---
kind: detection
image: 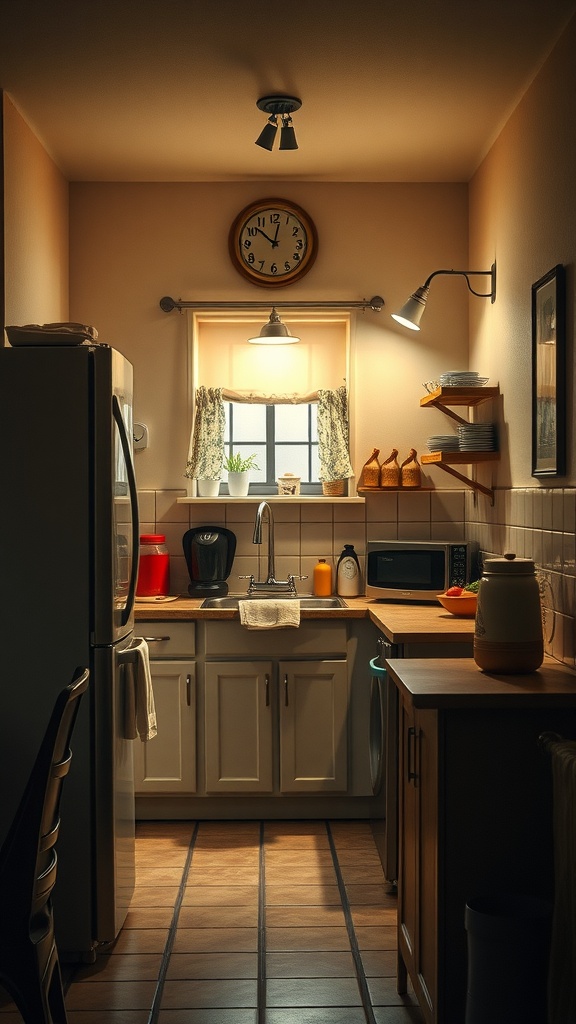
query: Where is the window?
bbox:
[223,402,321,494]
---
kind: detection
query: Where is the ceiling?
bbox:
[0,0,574,183]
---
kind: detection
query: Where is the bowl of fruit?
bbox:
[437,581,479,617]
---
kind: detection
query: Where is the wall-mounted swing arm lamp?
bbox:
[159,295,384,345]
[391,263,497,331]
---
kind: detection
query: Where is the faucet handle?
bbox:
[288,574,308,582]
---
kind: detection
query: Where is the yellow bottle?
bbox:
[313,558,332,596]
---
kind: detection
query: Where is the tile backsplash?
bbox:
[137,485,576,670]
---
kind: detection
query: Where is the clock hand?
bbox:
[256,227,279,246]
[271,223,280,248]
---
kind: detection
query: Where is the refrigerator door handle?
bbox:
[113,395,140,628]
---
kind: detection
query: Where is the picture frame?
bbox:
[531,263,566,477]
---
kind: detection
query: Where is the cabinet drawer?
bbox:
[204,620,347,657]
[136,621,196,657]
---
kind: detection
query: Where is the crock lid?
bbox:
[140,533,166,544]
[483,552,535,574]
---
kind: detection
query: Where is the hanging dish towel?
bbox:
[239,600,300,630]
[124,638,157,740]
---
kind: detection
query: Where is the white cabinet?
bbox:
[204,660,273,793]
[204,658,348,795]
[279,660,348,793]
[203,621,349,796]
[133,623,196,794]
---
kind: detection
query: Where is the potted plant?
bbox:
[224,452,259,497]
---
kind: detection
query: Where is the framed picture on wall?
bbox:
[531,263,566,477]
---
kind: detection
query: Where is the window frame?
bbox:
[222,401,321,495]
[187,309,354,498]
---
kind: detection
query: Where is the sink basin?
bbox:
[200,595,347,610]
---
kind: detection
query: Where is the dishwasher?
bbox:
[370,633,473,886]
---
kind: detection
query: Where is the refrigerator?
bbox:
[0,342,139,961]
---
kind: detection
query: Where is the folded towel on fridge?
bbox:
[239,599,300,630]
[124,638,157,741]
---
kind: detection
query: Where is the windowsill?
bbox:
[176,495,365,504]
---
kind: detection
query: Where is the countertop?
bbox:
[386,656,576,707]
[134,595,476,644]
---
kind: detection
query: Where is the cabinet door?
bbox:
[397,693,438,1024]
[205,661,273,793]
[133,660,196,793]
[279,660,348,793]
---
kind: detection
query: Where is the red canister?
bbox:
[136,534,170,596]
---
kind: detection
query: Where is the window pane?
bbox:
[229,444,267,482]
[311,405,318,442]
[275,445,313,481]
[276,404,309,442]
[233,404,267,442]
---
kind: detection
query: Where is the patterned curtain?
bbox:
[184,386,225,480]
[317,386,354,482]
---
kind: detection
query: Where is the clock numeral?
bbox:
[270,263,278,275]
[247,253,255,264]
[293,253,301,263]
[295,239,303,251]
[246,227,258,237]
[270,213,280,224]
[284,261,291,272]
[292,226,300,237]
[243,239,252,250]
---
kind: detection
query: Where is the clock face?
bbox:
[229,199,317,286]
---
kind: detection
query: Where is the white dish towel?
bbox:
[124,638,157,741]
[239,599,300,630]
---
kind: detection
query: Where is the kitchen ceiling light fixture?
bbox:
[391,263,497,331]
[255,95,302,152]
[246,307,299,345]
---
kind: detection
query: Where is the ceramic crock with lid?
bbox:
[473,552,543,673]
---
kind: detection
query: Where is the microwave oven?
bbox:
[366,540,478,602]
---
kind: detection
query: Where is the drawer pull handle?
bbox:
[265,674,270,707]
[407,726,418,783]
[284,674,289,706]
[141,636,171,643]
[186,674,192,706]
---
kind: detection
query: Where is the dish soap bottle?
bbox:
[337,545,361,597]
[313,558,332,597]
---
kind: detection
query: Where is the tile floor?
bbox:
[1,819,424,1023]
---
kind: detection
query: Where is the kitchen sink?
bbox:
[200,595,347,610]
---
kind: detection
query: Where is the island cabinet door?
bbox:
[204,661,274,793]
[279,660,348,793]
[397,691,439,1024]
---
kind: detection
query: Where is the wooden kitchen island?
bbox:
[386,657,576,1024]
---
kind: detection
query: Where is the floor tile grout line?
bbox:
[146,820,200,1024]
[258,820,267,1024]
[325,820,378,1024]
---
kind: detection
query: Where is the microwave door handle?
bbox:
[113,395,140,627]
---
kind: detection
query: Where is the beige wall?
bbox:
[469,12,576,488]
[66,181,469,491]
[3,95,69,326]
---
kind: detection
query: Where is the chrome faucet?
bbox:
[241,500,307,595]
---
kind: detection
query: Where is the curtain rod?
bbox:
[159,295,384,313]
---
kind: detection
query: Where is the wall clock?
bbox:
[228,198,318,286]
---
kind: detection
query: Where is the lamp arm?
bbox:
[422,264,496,302]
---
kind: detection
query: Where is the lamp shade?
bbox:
[391,285,430,331]
[247,308,300,345]
[255,119,278,151]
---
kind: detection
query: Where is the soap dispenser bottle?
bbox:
[337,544,361,597]
[313,558,332,597]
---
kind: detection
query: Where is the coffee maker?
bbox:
[182,526,237,597]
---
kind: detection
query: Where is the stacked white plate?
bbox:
[427,435,460,452]
[440,371,489,386]
[458,423,497,451]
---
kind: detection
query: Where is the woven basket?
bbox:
[322,480,346,496]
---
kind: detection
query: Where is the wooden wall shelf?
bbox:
[420,385,500,502]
